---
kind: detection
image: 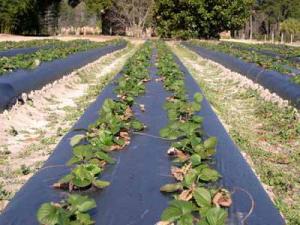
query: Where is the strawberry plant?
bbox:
[37,41,153,224]
[156,41,231,225]
[55,163,110,190]
[54,43,152,191]
[0,39,126,75]
[0,39,61,51]
[189,40,300,80]
[291,74,300,85]
[37,194,96,225]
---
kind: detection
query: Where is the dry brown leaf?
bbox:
[155,77,164,82]
[171,166,184,181]
[178,189,193,201]
[171,163,192,181]
[53,182,69,190]
[120,107,133,120]
[120,131,130,140]
[176,150,189,161]
[167,147,189,161]
[120,132,131,146]
[212,189,232,208]
[166,96,176,102]
[142,78,151,82]
[109,144,123,151]
[182,163,192,175]
[53,182,62,189]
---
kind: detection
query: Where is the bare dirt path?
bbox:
[170,42,300,225]
[0,41,142,211]
[0,34,115,42]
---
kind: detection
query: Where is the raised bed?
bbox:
[0,42,284,225]
[0,39,62,57]
[221,42,300,63]
[229,45,300,64]
[0,46,44,57]
[227,44,300,65]
[0,41,127,112]
[183,42,300,109]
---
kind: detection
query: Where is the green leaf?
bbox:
[205,207,227,225]
[161,200,196,222]
[131,120,144,131]
[75,212,94,225]
[193,187,212,208]
[93,180,110,189]
[161,205,182,222]
[198,168,220,182]
[37,203,69,225]
[72,166,94,188]
[191,102,201,112]
[204,137,217,149]
[70,134,86,147]
[190,154,201,166]
[178,213,194,225]
[160,183,183,192]
[59,174,73,184]
[73,145,94,159]
[160,127,171,138]
[95,151,115,164]
[183,169,197,187]
[68,194,96,213]
[168,109,178,121]
[67,156,82,166]
[192,115,203,123]
[194,92,203,103]
[85,164,102,176]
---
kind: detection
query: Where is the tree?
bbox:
[256,0,300,37]
[0,0,34,33]
[280,18,300,43]
[107,0,154,37]
[153,0,254,39]
[84,0,112,14]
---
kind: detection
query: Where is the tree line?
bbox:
[239,0,300,42]
[0,0,299,40]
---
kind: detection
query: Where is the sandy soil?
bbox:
[0,34,149,43]
[0,34,117,42]
[221,38,300,47]
[0,41,141,211]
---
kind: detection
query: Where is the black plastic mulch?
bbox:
[0,46,48,57]
[230,45,300,64]
[0,46,285,225]
[183,42,300,109]
[0,42,126,112]
[173,53,285,225]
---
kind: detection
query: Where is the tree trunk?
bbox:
[264,34,267,42]
[271,31,274,43]
[291,33,294,44]
[281,33,284,44]
[250,14,253,40]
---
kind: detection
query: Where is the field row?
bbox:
[0,39,127,112]
[0,41,289,225]
[0,39,125,75]
[189,40,300,84]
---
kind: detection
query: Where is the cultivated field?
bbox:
[0,36,299,225]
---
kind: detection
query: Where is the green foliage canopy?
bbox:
[280,18,300,34]
[154,0,254,39]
